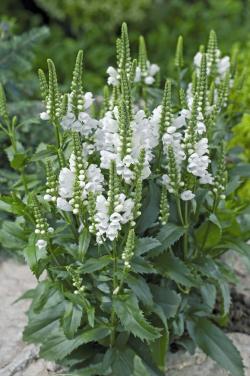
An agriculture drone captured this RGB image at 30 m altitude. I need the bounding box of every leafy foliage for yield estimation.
[0,23,248,376]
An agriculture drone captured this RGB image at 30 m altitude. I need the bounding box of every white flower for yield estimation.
[85,164,104,194]
[40,112,49,120]
[58,168,74,198]
[107,66,119,86]
[57,197,73,212]
[148,63,160,76]
[134,67,141,82]
[193,52,202,69]
[36,239,47,251]
[84,92,94,110]
[181,190,195,201]
[145,76,155,85]
[217,56,230,78]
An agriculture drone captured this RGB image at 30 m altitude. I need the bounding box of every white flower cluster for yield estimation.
[95,107,159,183]
[194,50,230,83]
[56,161,104,213]
[60,92,98,136]
[106,61,160,87]
[94,193,134,243]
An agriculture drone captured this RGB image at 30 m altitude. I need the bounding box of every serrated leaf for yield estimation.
[127,275,154,307]
[80,255,111,273]
[200,283,217,312]
[40,326,110,360]
[113,294,161,341]
[133,355,150,376]
[155,253,198,287]
[195,220,222,250]
[150,284,181,318]
[149,223,185,257]
[131,256,156,274]
[78,228,91,260]
[62,302,82,339]
[136,181,160,234]
[135,237,161,256]
[218,281,231,317]
[10,153,27,170]
[187,318,244,376]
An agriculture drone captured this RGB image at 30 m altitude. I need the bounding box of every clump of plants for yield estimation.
[1,24,249,376]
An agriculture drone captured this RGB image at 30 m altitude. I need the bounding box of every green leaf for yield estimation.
[137,181,160,234]
[149,223,185,257]
[23,234,47,277]
[150,284,181,318]
[135,237,161,256]
[78,228,91,260]
[230,163,250,178]
[155,253,198,287]
[187,318,244,376]
[87,305,95,328]
[0,220,26,249]
[113,294,161,341]
[200,283,217,312]
[195,220,222,250]
[10,153,27,170]
[149,331,169,372]
[40,326,110,360]
[218,281,231,317]
[62,302,82,339]
[127,275,154,307]
[218,239,250,260]
[80,255,111,273]
[133,355,150,376]
[131,256,156,274]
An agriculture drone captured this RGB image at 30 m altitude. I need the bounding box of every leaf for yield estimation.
[135,237,161,256]
[200,283,217,312]
[195,220,222,250]
[131,256,156,274]
[136,181,160,234]
[0,220,26,249]
[113,294,161,341]
[218,281,231,317]
[87,305,95,328]
[10,153,27,170]
[187,318,244,376]
[155,253,198,287]
[230,163,250,178]
[150,284,181,318]
[149,331,169,372]
[80,255,111,273]
[133,355,150,376]
[218,239,250,260]
[78,228,91,260]
[23,234,47,277]
[40,326,110,360]
[111,348,135,376]
[62,302,82,339]
[148,223,185,257]
[127,275,154,307]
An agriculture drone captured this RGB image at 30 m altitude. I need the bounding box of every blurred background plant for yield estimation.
[1,0,250,91]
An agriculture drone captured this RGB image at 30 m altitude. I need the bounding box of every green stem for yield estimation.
[183,201,189,259]
[176,197,184,225]
[54,120,62,149]
[20,168,29,196]
[110,241,118,346]
[200,196,218,252]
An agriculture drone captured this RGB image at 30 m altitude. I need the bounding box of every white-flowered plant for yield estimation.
[8,24,246,376]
